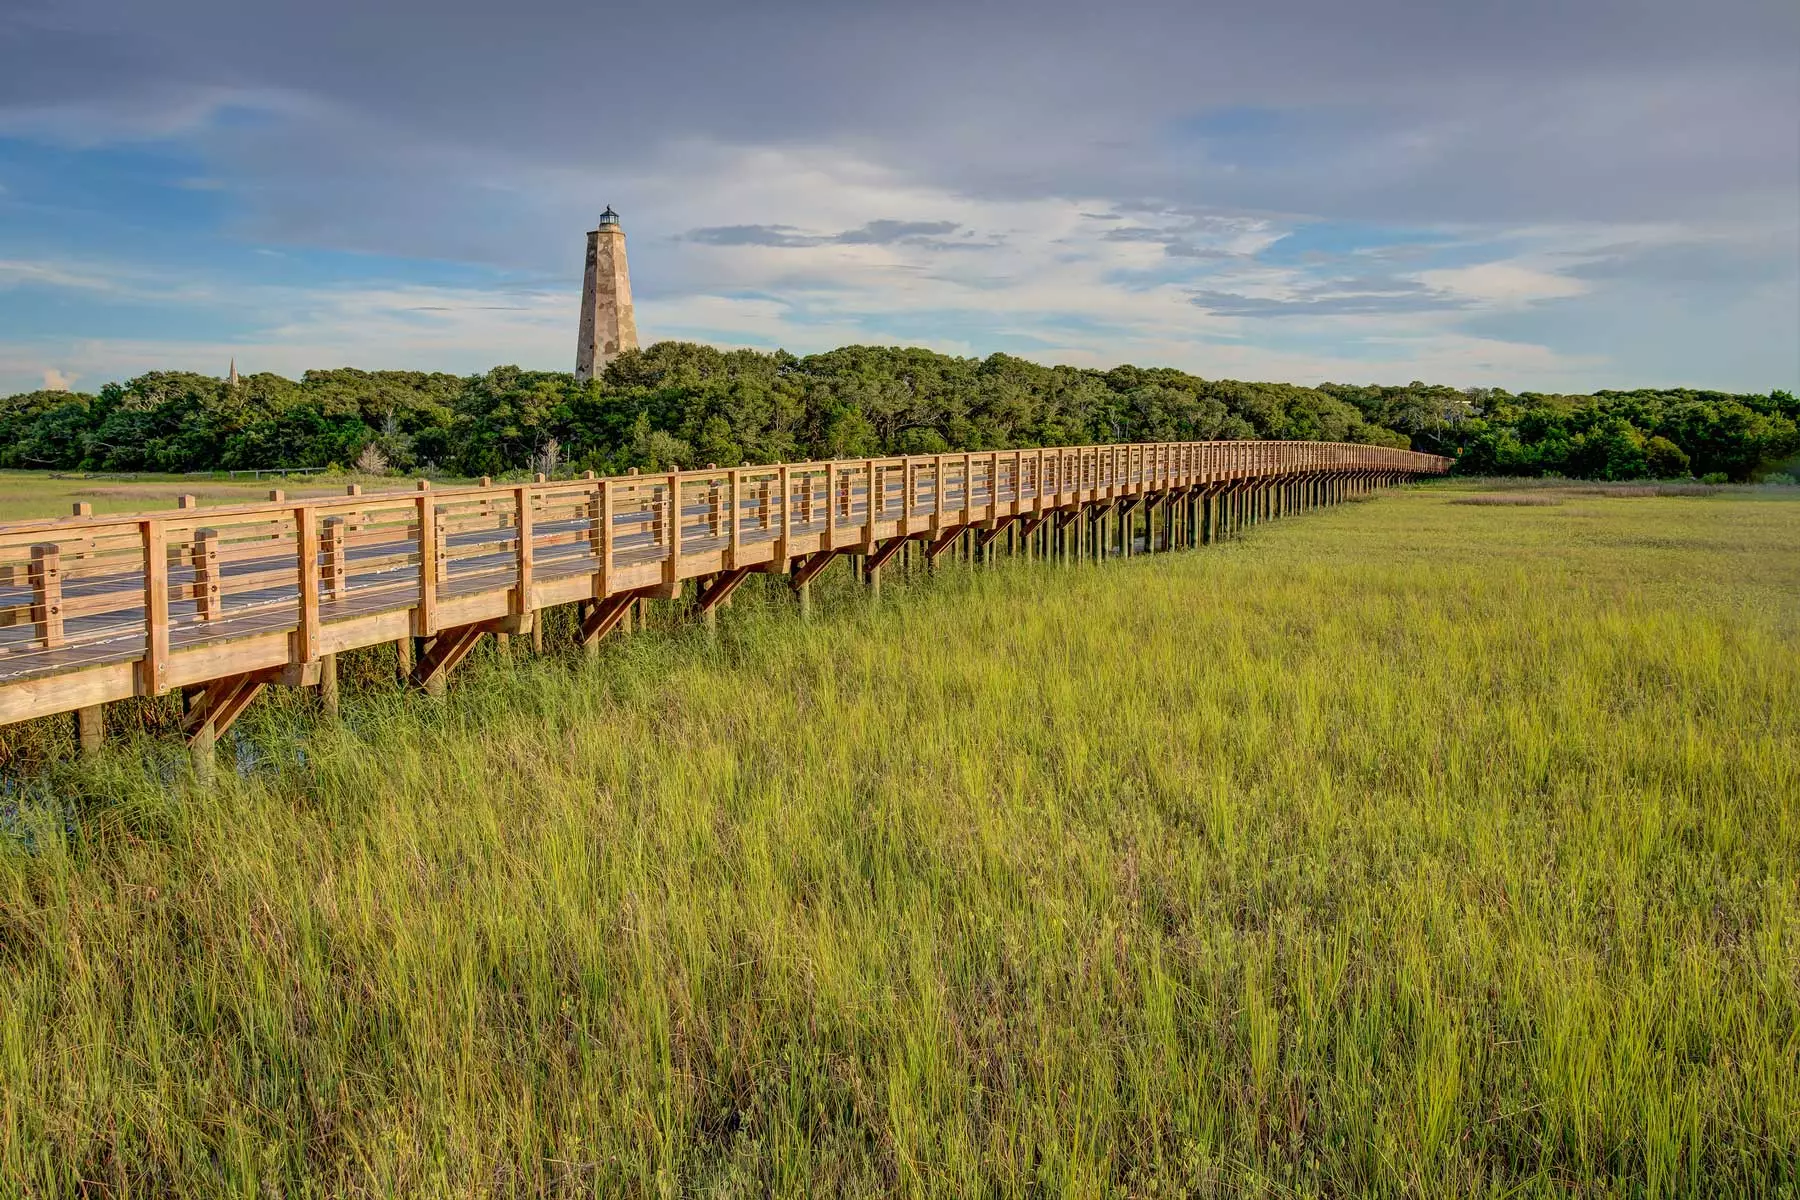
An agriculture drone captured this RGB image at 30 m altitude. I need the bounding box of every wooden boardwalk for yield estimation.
[0,440,1447,760]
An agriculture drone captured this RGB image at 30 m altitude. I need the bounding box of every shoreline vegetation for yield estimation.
[2,342,1794,486]
[1,485,1796,1194]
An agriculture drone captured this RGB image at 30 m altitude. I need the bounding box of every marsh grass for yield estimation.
[1448,495,1564,507]
[0,470,431,523]
[2,487,1797,1196]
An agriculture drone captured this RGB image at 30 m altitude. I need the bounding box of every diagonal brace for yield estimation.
[695,567,752,614]
[578,591,641,647]
[975,515,1017,551]
[924,526,964,561]
[411,623,489,692]
[183,669,277,745]
[790,550,840,589]
[864,535,911,575]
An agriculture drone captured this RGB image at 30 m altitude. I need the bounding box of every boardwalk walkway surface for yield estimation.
[0,440,1447,759]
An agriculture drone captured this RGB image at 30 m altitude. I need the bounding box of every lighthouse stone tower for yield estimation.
[575,206,639,383]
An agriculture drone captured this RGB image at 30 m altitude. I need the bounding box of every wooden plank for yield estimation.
[0,662,136,725]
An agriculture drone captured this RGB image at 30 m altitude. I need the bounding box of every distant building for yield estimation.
[575,206,639,383]
[227,358,239,387]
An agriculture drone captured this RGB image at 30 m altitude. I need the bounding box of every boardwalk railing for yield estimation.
[0,439,1447,755]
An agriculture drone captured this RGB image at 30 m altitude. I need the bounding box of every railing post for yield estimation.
[321,517,346,601]
[295,505,320,664]
[415,481,436,637]
[728,468,743,568]
[665,470,683,589]
[596,479,615,600]
[29,544,62,650]
[193,528,220,620]
[514,485,534,618]
[141,519,169,696]
[777,465,792,563]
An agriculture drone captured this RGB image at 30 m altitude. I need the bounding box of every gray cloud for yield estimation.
[835,220,960,245]
[1193,277,1463,318]
[1565,237,1799,286]
[0,0,1794,389]
[685,224,820,248]
[5,0,1794,240]
[683,219,970,251]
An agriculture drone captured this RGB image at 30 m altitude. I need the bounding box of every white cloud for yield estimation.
[1415,262,1588,307]
[2,141,1790,394]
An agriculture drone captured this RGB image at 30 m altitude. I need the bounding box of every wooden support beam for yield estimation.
[975,515,1017,551]
[319,653,339,719]
[864,535,910,576]
[411,623,489,695]
[695,567,752,614]
[578,591,641,647]
[924,526,964,562]
[75,704,103,756]
[791,549,840,589]
[183,670,272,745]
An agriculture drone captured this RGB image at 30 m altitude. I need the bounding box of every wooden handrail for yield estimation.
[0,439,1448,735]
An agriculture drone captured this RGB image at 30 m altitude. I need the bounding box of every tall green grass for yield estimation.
[2,487,1796,1196]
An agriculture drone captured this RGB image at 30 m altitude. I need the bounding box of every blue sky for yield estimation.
[1,0,1795,396]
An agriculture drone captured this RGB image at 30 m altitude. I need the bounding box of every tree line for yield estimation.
[2,342,1794,481]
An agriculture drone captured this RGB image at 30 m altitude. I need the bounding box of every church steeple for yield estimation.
[227,358,240,387]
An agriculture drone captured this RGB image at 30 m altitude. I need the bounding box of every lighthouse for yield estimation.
[575,206,639,383]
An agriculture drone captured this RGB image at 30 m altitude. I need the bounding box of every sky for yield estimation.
[1,0,1796,397]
